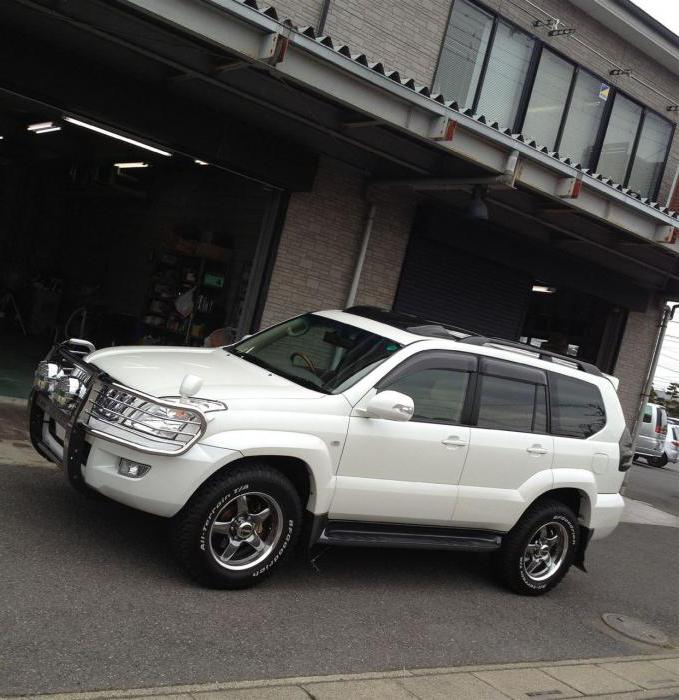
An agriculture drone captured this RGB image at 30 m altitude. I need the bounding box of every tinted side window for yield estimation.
[642,406,652,423]
[383,368,470,424]
[549,373,606,438]
[476,375,537,432]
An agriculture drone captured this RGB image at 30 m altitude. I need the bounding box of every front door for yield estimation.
[330,353,475,525]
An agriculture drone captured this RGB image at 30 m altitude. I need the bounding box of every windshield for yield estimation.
[229,314,403,393]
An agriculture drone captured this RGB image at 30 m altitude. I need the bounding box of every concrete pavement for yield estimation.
[5,653,679,699]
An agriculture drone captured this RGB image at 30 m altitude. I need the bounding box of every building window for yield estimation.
[434,0,675,199]
[597,94,643,184]
[523,49,574,151]
[435,0,493,109]
[558,71,608,168]
[476,21,534,127]
[627,112,674,198]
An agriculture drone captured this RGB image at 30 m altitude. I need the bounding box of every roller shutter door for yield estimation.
[394,233,533,339]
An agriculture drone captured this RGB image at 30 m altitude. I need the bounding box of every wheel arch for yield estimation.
[209,454,314,509]
[532,487,593,526]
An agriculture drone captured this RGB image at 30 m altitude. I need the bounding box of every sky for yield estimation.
[631,0,679,35]
[619,3,679,391]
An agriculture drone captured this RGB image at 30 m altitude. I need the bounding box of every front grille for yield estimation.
[80,380,205,455]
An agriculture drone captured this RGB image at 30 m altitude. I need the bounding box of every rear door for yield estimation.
[548,372,616,491]
[452,357,554,531]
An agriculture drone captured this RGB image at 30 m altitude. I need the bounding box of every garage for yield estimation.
[0,89,289,397]
[394,206,633,372]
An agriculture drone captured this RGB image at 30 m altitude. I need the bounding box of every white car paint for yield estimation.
[57,309,626,539]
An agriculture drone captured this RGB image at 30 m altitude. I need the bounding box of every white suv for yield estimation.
[29,307,632,595]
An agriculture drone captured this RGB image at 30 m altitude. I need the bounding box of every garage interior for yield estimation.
[0,91,282,397]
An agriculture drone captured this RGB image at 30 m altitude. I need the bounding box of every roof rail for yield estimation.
[461,336,604,377]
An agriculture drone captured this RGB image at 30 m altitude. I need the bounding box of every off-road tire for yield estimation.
[495,498,579,596]
[172,464,302,589]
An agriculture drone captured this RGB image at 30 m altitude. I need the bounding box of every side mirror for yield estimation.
[365,390,414,422]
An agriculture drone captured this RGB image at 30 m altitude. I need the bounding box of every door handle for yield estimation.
[442,436,468,448]
[526,444,548,455]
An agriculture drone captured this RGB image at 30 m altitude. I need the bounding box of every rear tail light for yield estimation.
[655,426,666,434]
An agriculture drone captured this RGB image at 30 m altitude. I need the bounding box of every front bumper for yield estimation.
[29,347,242,517]
[30,390,242,517]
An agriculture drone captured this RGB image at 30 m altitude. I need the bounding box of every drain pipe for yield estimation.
[373,149,520,192]
[316,0,332,36]
[630,302,678,444]
[346,199,376,307]
[346,148,518,307]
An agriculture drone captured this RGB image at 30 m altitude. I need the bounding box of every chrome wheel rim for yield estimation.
[209,491,283,571]
[521,521,569,583]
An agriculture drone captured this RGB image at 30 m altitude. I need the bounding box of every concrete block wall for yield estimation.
[259,156,415,328]
[614,296,665,426]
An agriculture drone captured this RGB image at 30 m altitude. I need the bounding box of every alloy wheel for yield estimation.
[521,520,569,583]
[208,491,283,571]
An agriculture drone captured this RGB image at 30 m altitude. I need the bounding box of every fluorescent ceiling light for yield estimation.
[35,126,62,134]
[114,162,149,169]
[64,117,172,156]
[194,159,209,166]
[532,285,556,294]
[28,121,57,132]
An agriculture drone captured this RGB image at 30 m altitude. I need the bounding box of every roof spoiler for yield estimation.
[603,373,620,391]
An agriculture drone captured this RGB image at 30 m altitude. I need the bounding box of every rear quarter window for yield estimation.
[549,373,606,439]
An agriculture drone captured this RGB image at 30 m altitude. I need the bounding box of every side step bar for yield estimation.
[318,520,502,552]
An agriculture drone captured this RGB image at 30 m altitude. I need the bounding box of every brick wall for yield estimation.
[614,296,665,426]
[323,0,451,87]
[259,156,415,328]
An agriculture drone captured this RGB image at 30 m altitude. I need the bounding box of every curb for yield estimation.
[5,651,679,700]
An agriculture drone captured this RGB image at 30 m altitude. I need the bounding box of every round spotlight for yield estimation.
[34,362,60,392]
[54,376,83,409]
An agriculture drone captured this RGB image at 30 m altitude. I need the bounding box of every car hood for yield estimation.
[85,346,320,400]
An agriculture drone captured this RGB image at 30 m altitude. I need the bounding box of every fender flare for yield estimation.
[200,430,336,513]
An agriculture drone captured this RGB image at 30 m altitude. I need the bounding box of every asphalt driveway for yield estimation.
[1,463,678,696]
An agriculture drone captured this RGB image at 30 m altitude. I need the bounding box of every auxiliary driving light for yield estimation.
[54,376,83,408]
[34,362,60,392]
[118,459,151,478]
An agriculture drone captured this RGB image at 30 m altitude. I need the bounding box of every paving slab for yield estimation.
[541,664,640,695]
[400,672,507,699]
[601,661,679,690]
[653,658,679,677]
[192,687,309,700]
[474,668,582,699]
[303,678,416,699]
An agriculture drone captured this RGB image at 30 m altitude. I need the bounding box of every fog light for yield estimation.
[118,459,151,478]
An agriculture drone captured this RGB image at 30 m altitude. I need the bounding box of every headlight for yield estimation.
[34,362,61,393]
[129,403,201,439]
[161,397,228,413]
[54,376,84,408]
